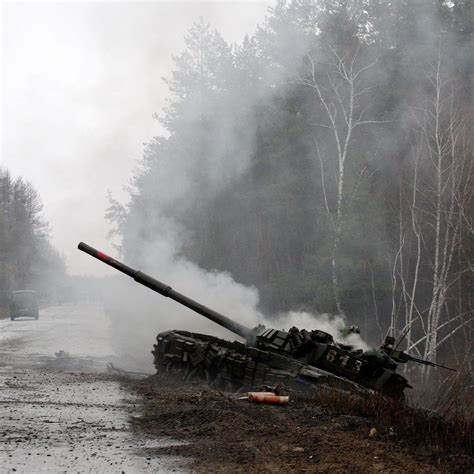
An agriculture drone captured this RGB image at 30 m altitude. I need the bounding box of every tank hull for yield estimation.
[152,330,373,396]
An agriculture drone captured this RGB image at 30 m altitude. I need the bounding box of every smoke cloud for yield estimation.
[97,5,374,370]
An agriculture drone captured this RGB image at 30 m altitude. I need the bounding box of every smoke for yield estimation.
[102,74,268,368]
[102,216,370,370]
[101,142,372,371]
[102,273,370,370]
[270,311,370,351]
[99,5,377,370]
[2,1,270,275]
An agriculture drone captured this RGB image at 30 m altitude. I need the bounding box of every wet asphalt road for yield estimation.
[0,304,179,473]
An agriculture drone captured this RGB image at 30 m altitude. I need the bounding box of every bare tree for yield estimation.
[394,44,473,372]
[298,41,385,315]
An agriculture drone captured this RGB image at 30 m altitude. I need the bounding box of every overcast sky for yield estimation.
[1,0,270,275]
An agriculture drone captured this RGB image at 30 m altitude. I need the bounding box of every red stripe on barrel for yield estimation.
[96,251,110,262]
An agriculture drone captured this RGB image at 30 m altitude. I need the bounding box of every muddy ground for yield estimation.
[0,305,180,472]
[128,377,472,473]
[1,304,472,472]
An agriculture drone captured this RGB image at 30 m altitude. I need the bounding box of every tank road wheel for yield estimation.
[183,365,206,383]
[169,361,187,378]
[156,360,187,381]
[208,372,223,389]
[223,380,236,393]
[205,368,219,387]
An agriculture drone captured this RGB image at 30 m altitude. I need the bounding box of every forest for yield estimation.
[107,0,473,376]
[0,168,66,312]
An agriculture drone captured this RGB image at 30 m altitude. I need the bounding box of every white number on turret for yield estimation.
[325,349,363,374]
[326,349,337,362]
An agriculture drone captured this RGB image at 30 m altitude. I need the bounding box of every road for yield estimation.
[0,304,179,472]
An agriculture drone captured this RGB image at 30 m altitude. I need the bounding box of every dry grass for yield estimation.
[295,383,473,459]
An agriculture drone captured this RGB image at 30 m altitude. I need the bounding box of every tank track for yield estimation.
[152,330,372,395]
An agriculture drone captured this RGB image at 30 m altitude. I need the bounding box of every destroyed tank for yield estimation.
[78,242,455,399]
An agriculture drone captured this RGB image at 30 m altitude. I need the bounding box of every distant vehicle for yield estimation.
[10,290,39,321]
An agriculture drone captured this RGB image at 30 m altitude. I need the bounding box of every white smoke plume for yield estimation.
[271,311,370,351]
[99,9,371,371]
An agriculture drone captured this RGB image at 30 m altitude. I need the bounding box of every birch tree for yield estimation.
[298,41,385,315]
[394,44,473,371]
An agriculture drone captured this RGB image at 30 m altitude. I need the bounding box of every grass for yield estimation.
[295,382,473,459]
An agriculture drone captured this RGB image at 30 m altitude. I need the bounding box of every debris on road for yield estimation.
[369,427,378,438]
[106,362,151,378]
[246,392,290,405]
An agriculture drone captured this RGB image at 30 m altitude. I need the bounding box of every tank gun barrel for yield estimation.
[395,351,457,372]
[77,242,252,339]
[381,336,457,372]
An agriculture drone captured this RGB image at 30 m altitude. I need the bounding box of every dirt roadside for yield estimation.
[128,377,473,473]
